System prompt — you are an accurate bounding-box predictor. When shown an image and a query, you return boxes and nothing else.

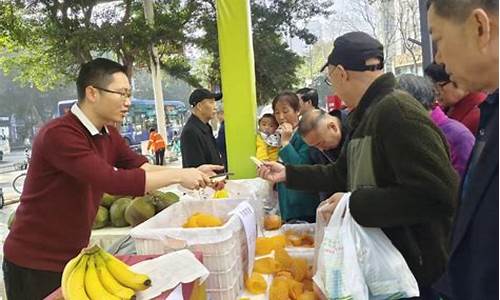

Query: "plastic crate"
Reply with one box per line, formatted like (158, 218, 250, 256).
(130, 200, 249, 298)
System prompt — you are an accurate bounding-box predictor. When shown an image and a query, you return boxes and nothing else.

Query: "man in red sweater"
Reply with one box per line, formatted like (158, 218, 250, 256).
(2, 58, 223, 299)
(425, 63, 487, 134)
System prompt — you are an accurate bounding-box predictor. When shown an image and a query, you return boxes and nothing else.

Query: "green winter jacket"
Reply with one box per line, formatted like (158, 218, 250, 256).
(278, 132, 320, 222)
(286, 73, 459, 287)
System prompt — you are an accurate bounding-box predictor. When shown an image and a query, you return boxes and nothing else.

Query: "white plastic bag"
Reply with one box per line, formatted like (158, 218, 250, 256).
(314, 193, 420, 300)
(343, 205, 419, 299)
(313, 193, 368, 299)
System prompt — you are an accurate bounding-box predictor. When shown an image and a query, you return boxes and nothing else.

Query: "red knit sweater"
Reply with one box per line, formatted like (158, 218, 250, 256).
(4, 112, 147, 272)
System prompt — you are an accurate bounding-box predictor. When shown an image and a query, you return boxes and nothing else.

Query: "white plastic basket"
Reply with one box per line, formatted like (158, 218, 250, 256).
(129, 200, 247, 299)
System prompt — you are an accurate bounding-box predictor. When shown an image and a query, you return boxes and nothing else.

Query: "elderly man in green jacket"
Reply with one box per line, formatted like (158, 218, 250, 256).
(258, 32, 458, 300)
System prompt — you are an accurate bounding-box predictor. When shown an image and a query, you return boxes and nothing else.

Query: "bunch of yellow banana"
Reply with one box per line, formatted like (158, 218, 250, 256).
(61, 245, 151, 300)
(212, 188, 229, 199)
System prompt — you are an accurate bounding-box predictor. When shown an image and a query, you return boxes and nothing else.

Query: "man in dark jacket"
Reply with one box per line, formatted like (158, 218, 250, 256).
(428, 1, 498, 299)
(181, 88, 224, 168)
(258, 32, 458, 299)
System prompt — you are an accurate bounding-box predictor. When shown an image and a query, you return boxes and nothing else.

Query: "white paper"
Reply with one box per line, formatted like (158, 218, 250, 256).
(130, 249, 209, 300)
(230, 201, 257, 276)
(165, 284, 184, 300)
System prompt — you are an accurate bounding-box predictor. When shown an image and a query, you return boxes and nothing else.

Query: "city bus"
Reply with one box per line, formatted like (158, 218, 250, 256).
(56, 98, 188, 145)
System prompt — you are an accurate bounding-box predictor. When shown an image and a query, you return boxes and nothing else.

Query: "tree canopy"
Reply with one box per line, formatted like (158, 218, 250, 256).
(0, 0, 334, 104)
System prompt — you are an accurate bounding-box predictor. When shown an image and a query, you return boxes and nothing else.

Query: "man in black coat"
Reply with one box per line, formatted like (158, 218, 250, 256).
(428, 1, 498, 299)
(181, 88, 224, 168)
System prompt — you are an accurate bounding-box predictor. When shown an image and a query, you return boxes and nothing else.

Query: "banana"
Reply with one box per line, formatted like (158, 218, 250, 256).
(94, 254, 136, 299)
(62, 251, 84, 299)
(85, 255, 121, 300)
(98, 249, 151, 291)
(65, 254, 91, 300)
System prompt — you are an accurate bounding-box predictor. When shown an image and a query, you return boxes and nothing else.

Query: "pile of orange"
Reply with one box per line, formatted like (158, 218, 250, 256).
(284, 230, 315, 248)
(182, 212, 223, 228)
(246, 237, 317, 299)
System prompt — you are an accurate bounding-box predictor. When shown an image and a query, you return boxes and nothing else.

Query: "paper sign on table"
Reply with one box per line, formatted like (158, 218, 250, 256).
(165, 284, 183, 300)
(229, 201, 257, 276)
(129, 249, 209, 300)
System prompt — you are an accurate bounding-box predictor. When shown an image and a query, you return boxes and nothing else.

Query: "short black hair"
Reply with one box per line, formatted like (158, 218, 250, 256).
(259, 113, 278, 126)
(427, 0, 498, 22)
(424, 63, 450, 83)
(296, 88, 319, 108)
(149, 128, 157, 133)
(397, 74, 436, 111)
(272, 91, 301, 113)
(76, 58, 128, 101)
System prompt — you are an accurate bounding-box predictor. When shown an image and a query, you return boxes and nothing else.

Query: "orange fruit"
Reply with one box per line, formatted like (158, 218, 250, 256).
(287, 234, 303, 246)
(297, 291, 316, 300)
(245, 272, 267, 294)
(253, 257, 281, 274)
(264, 214, 282, 230)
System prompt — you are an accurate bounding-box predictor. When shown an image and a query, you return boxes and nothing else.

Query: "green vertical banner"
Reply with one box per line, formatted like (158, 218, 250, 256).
(216, 0, 257, 179)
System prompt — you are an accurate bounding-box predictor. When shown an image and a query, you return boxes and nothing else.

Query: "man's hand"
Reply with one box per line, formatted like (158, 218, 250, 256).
(197, 165, 226, 190)
(257, 161, 286, 183)
(178, 168, 212, 190)
(317, 192, 345, 224)
(197, 164, 225, 176)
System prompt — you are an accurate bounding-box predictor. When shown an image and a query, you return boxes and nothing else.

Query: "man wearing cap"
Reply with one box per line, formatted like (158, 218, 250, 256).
(181, 88, 224, 168)
(258, 31, 458, 299)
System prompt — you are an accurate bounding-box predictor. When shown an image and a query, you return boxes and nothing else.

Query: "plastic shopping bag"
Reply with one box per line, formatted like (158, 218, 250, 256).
(343, 206, 419, 299)
(313, 193, 368, 300)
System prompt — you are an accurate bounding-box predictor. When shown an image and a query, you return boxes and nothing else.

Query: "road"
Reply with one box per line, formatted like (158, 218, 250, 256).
(0, 150, 27, 202)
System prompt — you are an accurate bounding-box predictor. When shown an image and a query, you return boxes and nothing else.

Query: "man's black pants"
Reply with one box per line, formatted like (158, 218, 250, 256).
(155, 148, 165, 165)
(3, 258, 61, 300)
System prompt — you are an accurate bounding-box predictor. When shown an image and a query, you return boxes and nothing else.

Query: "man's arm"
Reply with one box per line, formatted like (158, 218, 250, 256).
(285, 145, 349, 193)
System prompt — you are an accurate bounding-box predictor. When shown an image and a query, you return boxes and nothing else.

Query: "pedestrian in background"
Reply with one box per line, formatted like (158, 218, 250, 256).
(148, 127, 166, 165)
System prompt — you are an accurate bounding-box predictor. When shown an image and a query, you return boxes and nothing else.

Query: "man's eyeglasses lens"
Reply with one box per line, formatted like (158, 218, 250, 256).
(93, 86, 132, 99)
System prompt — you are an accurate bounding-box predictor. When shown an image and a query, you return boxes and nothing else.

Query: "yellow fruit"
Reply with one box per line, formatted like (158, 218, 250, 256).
(290, 258, 308, 282)
(85, 256, 120, 300)
(99, 249, 151, 291)
(302, 279, 314, 292)
(65, 255, 91, 300)
(253, 257, 281, 274)
(301, 235, 315, 247)
(270, 276, 290, 300)
(275, 247, 293, 269)
(288, 279, 304, 300)
(255, 235, 286, 255)
(297, 291, 316, 300)
(245, 272, 267, 294)
(287, 234, 303, 247)
(183, 212, 223, 228)
(264, 215, 282, 230)
(61, 251, 84, 300)
(212, 189, 229, 199)
(94, 254, 135, 299)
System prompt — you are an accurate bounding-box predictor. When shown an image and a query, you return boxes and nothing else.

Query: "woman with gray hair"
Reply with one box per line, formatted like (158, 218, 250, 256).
(397, 74, 475, 178)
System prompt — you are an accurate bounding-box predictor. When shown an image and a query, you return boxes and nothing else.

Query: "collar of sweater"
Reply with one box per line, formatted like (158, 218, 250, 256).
(348, 73, 397, 131)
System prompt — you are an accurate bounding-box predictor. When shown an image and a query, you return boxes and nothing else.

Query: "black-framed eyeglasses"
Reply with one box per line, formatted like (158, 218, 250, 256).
(436, 81, 451, 88)
(324, 77, 333, 86)
(93, 86, 132, 99)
